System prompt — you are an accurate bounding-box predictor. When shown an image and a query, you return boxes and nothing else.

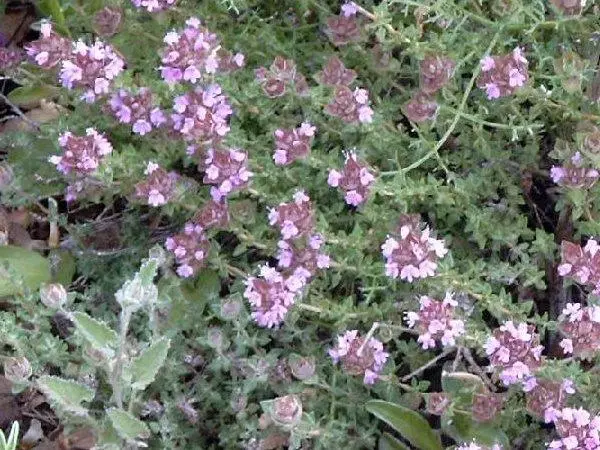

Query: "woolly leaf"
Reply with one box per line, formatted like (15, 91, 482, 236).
(71, 312, 118, 355)
(366, 400, 442, 450)
(107, 408, 150, 441)
(130, 337, 171, 390)
(37, 376, 94, 415)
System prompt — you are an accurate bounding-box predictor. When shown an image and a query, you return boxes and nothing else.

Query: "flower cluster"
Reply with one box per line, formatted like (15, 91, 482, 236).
(472, 391, 505, 422)
(93, 6, 123, 37)
(255, 56, 309, 98)
(325, 86, 373, 124)
(484, 321, 544, 385)
(200, 148, 252, 201)
(325, 4, 362, 46)
(171, 84, 232, 144)
(557, 302, 600, 357)
(327, 152, 375, 206)
(419, 55, 455, 94)
(405, 293, 465, 349)
(60, 39, 125, 103)
(131, 0, 177, 13)
(524, 378, 575, 422)
(273, 123, 316, 166)
(165, 222, 210, 278)
(329, 330, 389, 384)
(381, 214, 448, 281)
(192, 199, 230, 230)
(0, 48, 24, 71)
(551, 152, 600, 188)
(426, 392, 450, 415)
(243, 265, 300, 328)
(549, 407, 600, 449)
(50, 129, 113, 175)
(25, 22, 71, 69)
(160, 17, 243, 85)
(109, 88, 167, 135)
(551, 0, 585, 15)
(134, 162, 179, 207)
(403, 54, 454, 123)
(316, 56, 357, 86)
(268, 191, 315, 240)
(276, 234, 330, 286)
(403, 91, 438, 123)
(558, 240, 600, 294)
(477, 47, 529, 100)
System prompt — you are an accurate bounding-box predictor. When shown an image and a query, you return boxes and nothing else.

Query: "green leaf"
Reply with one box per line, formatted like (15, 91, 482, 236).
(37, 376, 94, 415)
(441, 371, 484, 396)
(130, 337, 171, 390)
(49, 249, 77, 285)
(107, 408, 150, 441)
(442, 411, 509, 448)
(7, 84, 57, 107)
(72, 312, 118, 355)
(379, 433, 410, 450)
(365, 400, 442, 450)
(0, 246, 51, 296)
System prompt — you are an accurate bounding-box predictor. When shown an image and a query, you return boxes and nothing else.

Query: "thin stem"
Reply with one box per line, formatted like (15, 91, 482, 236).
(111, 310, 132, 409)
(401, 347, 455, 382)
(357, 322, 379, 357)
(0, 92, 40, 131)
(462, 347, 496, 392)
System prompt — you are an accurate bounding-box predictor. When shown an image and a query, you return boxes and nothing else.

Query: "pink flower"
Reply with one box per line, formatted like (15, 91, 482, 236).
(485, 321, 544, 385)
(316, 56, 357, 86)
(171, 85, 232, 144)
(159, 17, 243, 85)
(273, 123, 316, 165)
(166, 222, 210, 278)
(134, 162, 179, 206)
(381, 215, 448, 281)
(58, 40, 124, 103)
(109, 88, 166, 135)
(558, 302, 600, 358)
(325, 86, 374, 124)
(329, 330, 389, 384)
(244, 266, 299, 328)
(549, 407, 600, 449)
(341, 1, 358, 16)
(559, 240, 600, 294)
(25, 22, 72, 69)
(477, 47, 529, 99)
(200, 148, 252, 199)
(131, 0, 177, 12)
(406, 294, 465, 349)
(50, 128, 112, 176)
(269, 192, 315, 240)
(276, 234, 330, 283)
(328, 152, 375, 206)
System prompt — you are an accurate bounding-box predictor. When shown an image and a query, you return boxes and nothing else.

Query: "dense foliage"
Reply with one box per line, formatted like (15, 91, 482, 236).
(1, 0, 600, 449)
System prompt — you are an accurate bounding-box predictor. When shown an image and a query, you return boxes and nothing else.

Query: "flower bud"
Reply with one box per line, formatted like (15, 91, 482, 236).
(221, 299, 242, 320)
(40, 283, 67, 309)
(3, 356, 32, 383)
(289, 355, 316, 380)
(271, 395, 303, 427)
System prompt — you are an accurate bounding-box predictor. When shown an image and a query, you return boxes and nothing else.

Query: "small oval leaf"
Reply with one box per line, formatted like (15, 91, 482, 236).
(366, 400, 442, 450)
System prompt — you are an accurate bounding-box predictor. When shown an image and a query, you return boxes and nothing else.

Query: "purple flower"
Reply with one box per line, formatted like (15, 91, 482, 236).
(328, 152, 374, 206)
